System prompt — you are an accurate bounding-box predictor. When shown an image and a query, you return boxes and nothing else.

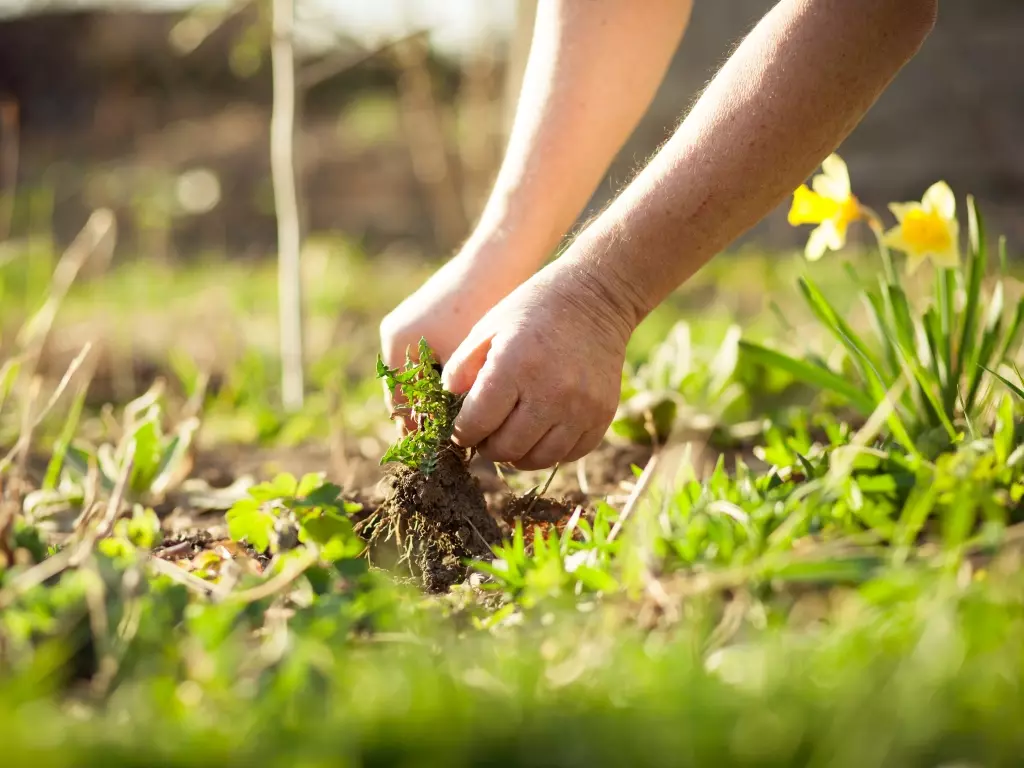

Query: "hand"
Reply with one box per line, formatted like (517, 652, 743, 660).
(379, 244, 534, 430)
(441, 257, 635, 471)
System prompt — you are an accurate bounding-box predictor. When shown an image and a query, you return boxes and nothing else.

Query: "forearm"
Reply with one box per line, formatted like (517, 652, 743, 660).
(470, 0, 692, 270)
(566, 0, 937, 330)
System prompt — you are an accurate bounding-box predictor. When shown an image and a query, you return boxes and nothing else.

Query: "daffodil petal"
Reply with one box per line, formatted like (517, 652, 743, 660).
(883, 225, 910, 253)
(932, 225, 961, 268)
(805, 224, 832, 261)
(822, 219, 845, 251)
(923, 180, 956, 219)
(815, 153, 851, 199)
(789, 185, 836, 225)
(904, 251, 927, 276)
(887, 202, 920, 223)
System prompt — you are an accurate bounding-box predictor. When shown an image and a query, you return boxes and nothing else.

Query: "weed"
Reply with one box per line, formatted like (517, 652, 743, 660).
(376, 337, 464, 475)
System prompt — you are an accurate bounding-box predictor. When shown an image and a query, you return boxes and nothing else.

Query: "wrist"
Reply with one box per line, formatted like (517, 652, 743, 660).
(559, 228, 650, 339)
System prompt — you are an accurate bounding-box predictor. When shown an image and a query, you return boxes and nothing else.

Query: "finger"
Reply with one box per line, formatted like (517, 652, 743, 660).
(451, 360, 518, 448)
(564, 427, 606, 464)
(442, 333, 493, 395)
(477, 400, 552, 464)
(512, 425, 580, 472)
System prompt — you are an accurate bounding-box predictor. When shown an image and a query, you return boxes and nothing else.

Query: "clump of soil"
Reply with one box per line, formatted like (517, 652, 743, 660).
(493, 493, 578, 529)
(372, 444, 503, 593)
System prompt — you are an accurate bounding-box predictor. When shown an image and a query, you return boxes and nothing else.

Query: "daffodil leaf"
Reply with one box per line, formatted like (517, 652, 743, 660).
(737, 342, 875, 414)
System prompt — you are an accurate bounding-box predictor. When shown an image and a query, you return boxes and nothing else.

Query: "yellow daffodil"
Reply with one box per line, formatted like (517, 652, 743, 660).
(787, 153, 862, 261)
(882, 181, 960, 274)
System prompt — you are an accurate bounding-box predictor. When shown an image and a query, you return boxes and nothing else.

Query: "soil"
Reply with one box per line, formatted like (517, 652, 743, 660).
(9, 423, 745, 595)
(370, 444, 504, 593)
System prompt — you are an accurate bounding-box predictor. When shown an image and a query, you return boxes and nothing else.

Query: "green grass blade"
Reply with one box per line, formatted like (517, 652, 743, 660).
(42, 384, 89, 491)
(982, 365, 1024, 401)
(737, 341, 876, 414)
(965, 281, 1006, 408)
(938, 267, 956, 382)
(862, 289, 899, 379)
(882, 284, 920, 365)
(956, 196, 986, 384)
(994, 297, 1024, 366)
(923, 308, 948, 396)
(798, 276, 884, 381)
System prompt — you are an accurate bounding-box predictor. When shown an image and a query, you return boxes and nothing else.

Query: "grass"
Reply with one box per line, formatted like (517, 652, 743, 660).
(2, 172, 1024, 765)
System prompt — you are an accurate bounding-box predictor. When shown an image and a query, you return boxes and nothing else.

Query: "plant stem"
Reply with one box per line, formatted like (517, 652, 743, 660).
(271, 0, 305, 412)
(861, 206, 896, 285)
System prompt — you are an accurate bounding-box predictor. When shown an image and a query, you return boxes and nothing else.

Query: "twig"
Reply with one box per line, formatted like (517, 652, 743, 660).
(154, 540, 193, 560)
(147, 555, 229, 599)
(0, 343, 93, 476)
(90, 442, 135, 543)
(607, 453, 660, 544)
(17, 208, 115, 367)
(575, 456, 591, 496)
(523, 462, 559, 517)
(465, 517, 494, 552)
(297, 30, 429, 90)
(271, 0, 305, 412)
(231, 547, 317, 604)
(0, 545, 75, 609)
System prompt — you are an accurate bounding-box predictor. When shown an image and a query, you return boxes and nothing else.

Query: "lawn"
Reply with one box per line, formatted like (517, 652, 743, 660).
(2, 156, 1024, 767)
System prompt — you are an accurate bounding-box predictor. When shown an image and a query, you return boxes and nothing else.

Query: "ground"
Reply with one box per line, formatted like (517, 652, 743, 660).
(3, 206, 1024, 766)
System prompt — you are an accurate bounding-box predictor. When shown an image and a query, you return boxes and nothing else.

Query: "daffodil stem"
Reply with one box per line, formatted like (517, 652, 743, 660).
(862, 207, 896, 285)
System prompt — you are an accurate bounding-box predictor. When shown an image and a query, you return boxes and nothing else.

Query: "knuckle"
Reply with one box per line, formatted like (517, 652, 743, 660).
(481, 434, 528, 464)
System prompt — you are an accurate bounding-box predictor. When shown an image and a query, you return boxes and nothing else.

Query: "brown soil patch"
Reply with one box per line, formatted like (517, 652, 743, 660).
(367, 444, 504, 593)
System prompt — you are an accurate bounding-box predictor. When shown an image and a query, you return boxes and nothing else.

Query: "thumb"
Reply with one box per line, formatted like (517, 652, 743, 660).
(443, 333, 493, 395)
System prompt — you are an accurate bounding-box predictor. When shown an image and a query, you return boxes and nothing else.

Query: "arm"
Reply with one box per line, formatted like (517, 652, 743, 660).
(380, 0, 692, 393)
(472, 0, 694, 272)
(445, 0, 938, 470)
(566, 0, 940, 330)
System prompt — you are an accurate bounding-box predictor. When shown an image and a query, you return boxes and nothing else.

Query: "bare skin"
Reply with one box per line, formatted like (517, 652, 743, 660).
(381, 0, 939, 469)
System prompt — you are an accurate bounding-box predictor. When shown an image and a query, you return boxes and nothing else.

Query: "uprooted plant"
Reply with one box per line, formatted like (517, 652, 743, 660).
(369, 339, 501, 592)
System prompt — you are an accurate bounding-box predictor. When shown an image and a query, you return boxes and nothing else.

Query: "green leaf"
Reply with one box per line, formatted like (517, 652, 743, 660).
(965, 281, 1006, 408)
(983, 365, 1024, 401)
(956, 197, 987, 385)
(0, 357, 21, 416)
(226, 498, 276, 553)
(766, 556, 880, 585)
(798, 276, 884, 384)
(292, 482, 344, 510)
(43, 385, 88, 491)
(298, 509, 355, 548)
(995, 393, 1015, 466)
(249, 473, 298, 502)
(737, 342, 875, 414)
(296, 473, 327, 499)
(573, 565, 620, 593)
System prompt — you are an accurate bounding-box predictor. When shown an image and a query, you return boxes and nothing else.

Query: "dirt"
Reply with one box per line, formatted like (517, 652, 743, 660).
(185, 438, 658, 593)
(369, 444, 504, 593)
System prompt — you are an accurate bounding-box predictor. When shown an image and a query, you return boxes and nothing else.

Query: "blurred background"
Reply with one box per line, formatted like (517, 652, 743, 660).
(0, 0, 1021, 463)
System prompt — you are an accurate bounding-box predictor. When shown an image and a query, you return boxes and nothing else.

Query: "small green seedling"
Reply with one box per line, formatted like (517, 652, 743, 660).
(376, 338, 464, 476)
(226, 472, 364, 561)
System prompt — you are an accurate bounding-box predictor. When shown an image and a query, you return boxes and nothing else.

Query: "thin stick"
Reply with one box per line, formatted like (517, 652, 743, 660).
(298, 30, 429, 90)
(271, 0, 305, 412)
(147, 555, 229, 599)
(17, 209, 115, 363)
(0, 343, 92, 476)
(231, 547, 317, 604)
(607, 453, 660, 544)
(575, 456, 591, 496)
(523, 462, 559, 517)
